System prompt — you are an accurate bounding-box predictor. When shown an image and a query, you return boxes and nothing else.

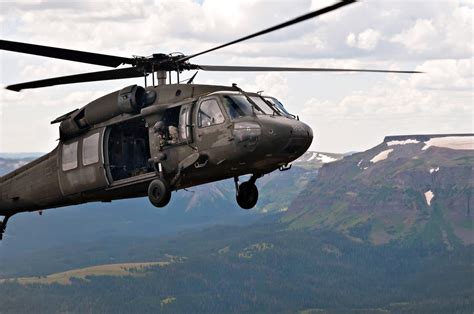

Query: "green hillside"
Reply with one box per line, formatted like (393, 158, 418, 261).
(285, 137, 473, 247)
(0, 225, 472, 313)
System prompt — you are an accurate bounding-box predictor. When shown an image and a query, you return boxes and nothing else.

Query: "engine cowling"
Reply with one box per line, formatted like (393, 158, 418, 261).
(59, 85, 156, 139)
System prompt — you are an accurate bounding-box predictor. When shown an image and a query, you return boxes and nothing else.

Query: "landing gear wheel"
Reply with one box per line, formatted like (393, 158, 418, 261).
(236, 182, 259, 209)
(148, 179, 171, 208)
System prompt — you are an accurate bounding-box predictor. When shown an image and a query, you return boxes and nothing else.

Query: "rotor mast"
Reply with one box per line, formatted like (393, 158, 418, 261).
(157, 71, 167, 85)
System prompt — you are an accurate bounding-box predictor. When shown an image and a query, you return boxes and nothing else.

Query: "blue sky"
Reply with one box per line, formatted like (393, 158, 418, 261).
(0, 0, 472, 153)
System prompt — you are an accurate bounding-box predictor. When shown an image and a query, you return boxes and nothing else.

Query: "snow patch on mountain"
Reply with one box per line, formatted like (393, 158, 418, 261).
(387, 139, 420, 146)
(307, 152, 338, 163)
(370, 149, 394, 163)
(422, 136, 474, 151)
(424, 190, 434, 206)
(306, 153, 318, 161)
(296, 152, 340, 164)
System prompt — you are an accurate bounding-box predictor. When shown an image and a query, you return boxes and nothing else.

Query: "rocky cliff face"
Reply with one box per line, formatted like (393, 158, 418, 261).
(284, 135, 474, 246)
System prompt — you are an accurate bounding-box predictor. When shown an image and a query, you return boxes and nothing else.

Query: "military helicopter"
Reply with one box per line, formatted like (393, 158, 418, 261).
(0, 0, 420, 239)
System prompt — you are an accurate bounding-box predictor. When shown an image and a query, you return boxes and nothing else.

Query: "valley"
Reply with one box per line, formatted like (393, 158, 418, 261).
(0, 134, 472, 313)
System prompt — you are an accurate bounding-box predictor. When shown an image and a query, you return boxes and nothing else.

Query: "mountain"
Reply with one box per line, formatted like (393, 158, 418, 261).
(0, 135, 472, 313)
(284, 134, 474, 247)
(0, 151, 340, 256)
(0, 157, 35, 176)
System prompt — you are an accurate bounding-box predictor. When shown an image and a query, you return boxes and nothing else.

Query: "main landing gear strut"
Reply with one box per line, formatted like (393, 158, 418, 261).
(147, 160, 172, 208)
(146, 170, 261, 210)
(234, 175, 260, 210)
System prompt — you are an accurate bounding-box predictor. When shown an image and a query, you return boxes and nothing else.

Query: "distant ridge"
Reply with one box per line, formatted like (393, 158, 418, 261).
(384, 133, 473, 142)
(0, 153, 44, 159)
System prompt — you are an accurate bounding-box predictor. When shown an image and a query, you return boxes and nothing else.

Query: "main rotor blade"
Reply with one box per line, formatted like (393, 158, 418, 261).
(0, 40, 134, 67)
(196, 65, 422, 74)
(180, 0, 357, 62)
(6, 67, 143, 92)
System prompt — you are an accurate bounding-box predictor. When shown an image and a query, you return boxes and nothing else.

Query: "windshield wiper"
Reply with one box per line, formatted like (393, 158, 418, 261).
(255, 94, 280, 116)
(266, 97, 296, 119)
(232, 83, 265, 115)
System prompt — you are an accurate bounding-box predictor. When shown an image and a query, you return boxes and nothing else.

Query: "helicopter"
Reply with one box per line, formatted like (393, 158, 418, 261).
(0, 0, 420, 240)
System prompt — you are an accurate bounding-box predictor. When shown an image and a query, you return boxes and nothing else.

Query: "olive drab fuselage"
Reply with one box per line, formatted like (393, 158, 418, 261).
(1, 1, 421, 240)
(0, 83, 313, 218)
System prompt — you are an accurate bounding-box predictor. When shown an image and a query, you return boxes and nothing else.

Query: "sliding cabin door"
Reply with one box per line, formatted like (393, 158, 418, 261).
(58, 129, 109, 196)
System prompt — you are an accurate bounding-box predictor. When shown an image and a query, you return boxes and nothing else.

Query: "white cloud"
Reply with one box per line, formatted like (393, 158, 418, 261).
(410, 59, 473, 90)
(391, 3, 473, 58)
(299, 86, 473, 152)
(302, 82, 472, 120)
(346, 29, 382, 51)
(391, 19, 437, 53)
(1, 0, 473, 153)
(242, 73, 289, 100)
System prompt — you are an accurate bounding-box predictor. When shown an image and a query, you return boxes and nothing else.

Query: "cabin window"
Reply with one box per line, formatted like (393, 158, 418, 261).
(198, 99, 225, 127)
(82, 132, 100, 166)
(62, 141, 78, 171)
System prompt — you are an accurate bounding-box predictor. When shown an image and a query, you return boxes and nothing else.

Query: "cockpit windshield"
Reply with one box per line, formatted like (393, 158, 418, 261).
(222, 94, 279, 119)
(222, 95, 254, 119)
(264, 96, 295, 118)
(249, 96, 276, 115)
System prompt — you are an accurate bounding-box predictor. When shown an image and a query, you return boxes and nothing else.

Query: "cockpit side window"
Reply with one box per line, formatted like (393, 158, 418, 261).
(198, 99, 225, 127)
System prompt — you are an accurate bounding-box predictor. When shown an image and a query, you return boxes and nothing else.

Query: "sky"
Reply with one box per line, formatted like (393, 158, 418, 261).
(0, 0, 472, 154)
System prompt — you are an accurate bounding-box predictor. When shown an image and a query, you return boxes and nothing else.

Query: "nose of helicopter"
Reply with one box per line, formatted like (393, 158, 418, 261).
(257, 116, 313, 164)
